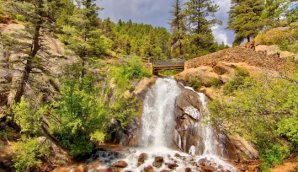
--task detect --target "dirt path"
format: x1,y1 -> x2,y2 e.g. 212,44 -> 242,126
271,158 -> 298,172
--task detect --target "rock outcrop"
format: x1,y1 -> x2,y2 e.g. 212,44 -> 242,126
185,47 -> 286,71
0,23 -> 79,107
174,88 -> 238,159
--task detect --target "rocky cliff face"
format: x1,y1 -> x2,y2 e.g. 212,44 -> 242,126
0,23 -> 79,109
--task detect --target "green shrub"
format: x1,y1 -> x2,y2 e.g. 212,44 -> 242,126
209,74 -> 298,169
12,98 -> 48,135
260,144 -> 290,172
188,76 -> 201,90
223,68 -> 249,95
208,77 -> 222,87
110,57 -> 151,92
13,138 -> 49,172
53,75 -> 108,157
277,117 -> 298,145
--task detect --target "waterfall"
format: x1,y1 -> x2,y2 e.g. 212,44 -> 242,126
198,93 -> 217,155
141,78 -> 181,148
109,78 -> 235,171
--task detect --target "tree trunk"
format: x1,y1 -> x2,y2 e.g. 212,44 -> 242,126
247,36 -> 251,42
14,16 -> 42,103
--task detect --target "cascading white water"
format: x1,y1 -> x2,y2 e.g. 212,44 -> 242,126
198,93 -> 217,155
141,78 -> 181,148
117,78 -> 235,171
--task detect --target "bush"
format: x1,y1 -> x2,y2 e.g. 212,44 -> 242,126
53,75 -> 108,157
223,68 -> 249,95
277,117 -> 298,145
187,76 -> 201,90
110,57 -> 151,92
260,144 -> 290,171
12,98 -> 48,135
209,74 -> 298,170
208,77 -> 222,87
13,138 -> 49,172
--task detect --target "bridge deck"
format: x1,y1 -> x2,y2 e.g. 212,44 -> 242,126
151,59 -> 185,75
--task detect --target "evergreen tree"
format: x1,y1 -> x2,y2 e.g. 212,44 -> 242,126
228,0 -> 265,45
184,0 -> 219,56
286,2 -> 298,23
5,0 -> 65,103
58,0 -> 111,78
170,0 -> 186,58
262,0 -> 289,28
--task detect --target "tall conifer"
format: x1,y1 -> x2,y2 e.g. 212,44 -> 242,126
228,0 -> 265,45
170,0 -> 186,58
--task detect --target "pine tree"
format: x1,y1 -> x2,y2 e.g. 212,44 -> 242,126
228,0 -> 265,45
170,0 -> 186,58
286,3 -> 298,23
58,0 -> 111,78
5,0 -> 66,103
184,0 -> 219,55
262,0 -> 289,28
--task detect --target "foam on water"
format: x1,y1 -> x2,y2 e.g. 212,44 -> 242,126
99,78 -> 236,171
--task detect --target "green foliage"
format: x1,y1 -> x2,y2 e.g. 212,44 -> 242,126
159,69 -> 181,76
223,68 -> 250,95
277,117 -> 298,144
184,0 -> 220,57
209,73 -> 298,170
229,0 -> 265,44
13,98 -> 47,135
208,78 -> 222,87
255,25 -> 298,53
58,1 -> 111,59
187,76 -> 201,90
286,5 -> 298,24
101,19 -> 171,60
170,0 -> 187,58
109,57 -> 151,92
13,137 -> 49,172
262,0 -> 289,28
260,144 -> 290,171
53,74 -> 108,157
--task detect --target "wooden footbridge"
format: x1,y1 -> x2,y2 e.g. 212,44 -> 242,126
142,58 -> 185,75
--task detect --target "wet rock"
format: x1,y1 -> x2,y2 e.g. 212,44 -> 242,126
185,167 -> 192,172
112,160 -> 128,168
133,77 -> 157,98
144,166 -> 154,172
152,156 -> 164,168
174,153 -> 182,158
167,163 -> 178,170
137,153 -> 148,166
160,170 -> 171,172
74,165 -> 86,172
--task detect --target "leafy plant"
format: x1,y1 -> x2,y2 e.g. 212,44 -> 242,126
208,77 -> 222,87
223,67 -> 250,95
187,76 -> 201,90
13,137 -> 49,172
12,98 -> 48,135
260,144 -> 290,171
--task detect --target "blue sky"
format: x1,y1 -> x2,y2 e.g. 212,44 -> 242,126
96,0 -> 235,45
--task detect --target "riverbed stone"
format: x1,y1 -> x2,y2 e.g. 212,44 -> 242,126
167,162 -> 178,170
152,156 -> 164,168
112,160 -> 128,168
144,166 -> 154,172
137,153 -> 148,166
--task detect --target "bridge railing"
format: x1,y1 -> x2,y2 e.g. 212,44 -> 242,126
152,59 -> 185,67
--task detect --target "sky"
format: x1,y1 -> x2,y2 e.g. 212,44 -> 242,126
96,0 -> 235,45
